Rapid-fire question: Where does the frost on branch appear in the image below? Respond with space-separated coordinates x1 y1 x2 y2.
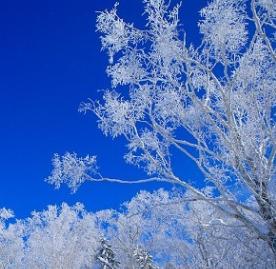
199 0 248 59
107 52 147 87
94 91 138 138
125 129 171 176
96 2 142 64
46 152 97 192
257 0 276 16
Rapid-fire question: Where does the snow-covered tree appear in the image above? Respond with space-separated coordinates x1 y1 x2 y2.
47 0 276 261
96 237 119 269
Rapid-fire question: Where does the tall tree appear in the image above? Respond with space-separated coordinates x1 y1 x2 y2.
47 0 276 258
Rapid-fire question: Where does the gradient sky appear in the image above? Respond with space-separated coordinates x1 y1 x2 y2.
0 0 206 218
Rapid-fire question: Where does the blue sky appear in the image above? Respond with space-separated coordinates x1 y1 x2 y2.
0 0 206 218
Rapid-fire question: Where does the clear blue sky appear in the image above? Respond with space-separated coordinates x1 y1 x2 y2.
0 0 206 218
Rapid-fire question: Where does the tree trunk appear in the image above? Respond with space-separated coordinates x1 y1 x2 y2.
255 185 276 259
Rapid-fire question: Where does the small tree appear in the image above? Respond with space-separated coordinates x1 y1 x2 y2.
134 247 157 269
96 237 120 269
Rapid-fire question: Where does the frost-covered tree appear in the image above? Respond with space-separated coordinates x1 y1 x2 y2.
47 0 276 259
95 189 184 268
23 203 99 269
96 237 119 269
97 189 275 269
0 208 24 269
0 189 275 268
184 192 275 269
